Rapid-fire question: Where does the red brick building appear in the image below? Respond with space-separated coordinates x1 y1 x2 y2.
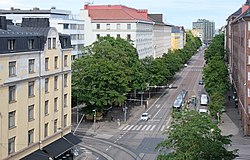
226 0 250 135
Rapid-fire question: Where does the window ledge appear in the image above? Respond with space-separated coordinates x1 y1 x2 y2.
9 100 17 104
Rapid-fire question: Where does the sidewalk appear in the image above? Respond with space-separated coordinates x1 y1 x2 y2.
219 89 250 159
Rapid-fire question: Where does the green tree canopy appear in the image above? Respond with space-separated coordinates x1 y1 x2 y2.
157 110 238 160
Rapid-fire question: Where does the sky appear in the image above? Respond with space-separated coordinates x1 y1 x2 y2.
0 0 247 29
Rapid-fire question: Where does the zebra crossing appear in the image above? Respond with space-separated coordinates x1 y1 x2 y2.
184 68 203 72
121 124 168 132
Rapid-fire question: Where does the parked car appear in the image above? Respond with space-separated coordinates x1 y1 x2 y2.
198 80 204 85
184 63 188 67
140 113 149 121
199 108 208 114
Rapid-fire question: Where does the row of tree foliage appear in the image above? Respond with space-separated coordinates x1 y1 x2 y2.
156 110 238 159
203 34 229 118
72 31 201 114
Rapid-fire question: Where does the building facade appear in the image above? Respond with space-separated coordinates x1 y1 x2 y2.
0 17 79 159
81 4 154 59
192 19 215 44
226 0 250 135
171 26 181 50
0 7 85 60
148 14 171 58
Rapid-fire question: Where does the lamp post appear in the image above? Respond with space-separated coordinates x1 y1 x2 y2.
138 91 144 108
124 103 127 122
93 109 96 132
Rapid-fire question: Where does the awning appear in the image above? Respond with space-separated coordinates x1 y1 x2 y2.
43 133 81 158
21 133 81 159
21 149 50 160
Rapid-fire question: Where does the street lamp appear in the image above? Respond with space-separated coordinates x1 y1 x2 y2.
93 109 96 132
123 103 128 122
138 91 144 108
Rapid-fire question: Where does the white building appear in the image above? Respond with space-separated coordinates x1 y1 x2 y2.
0 7 85 60
80 5 154 59
148 14 171 58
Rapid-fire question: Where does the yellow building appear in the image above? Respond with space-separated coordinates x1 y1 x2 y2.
171 32 181 50
0 17 79 160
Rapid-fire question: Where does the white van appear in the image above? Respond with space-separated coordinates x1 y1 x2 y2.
200 94 208 106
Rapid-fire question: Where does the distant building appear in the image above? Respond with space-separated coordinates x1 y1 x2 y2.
81 4 154 59
192 19 215 44
171 26 185 50
148 14 171 58
0 16 80 159
0 7 85 60
225 0 250 136
191 29 203 41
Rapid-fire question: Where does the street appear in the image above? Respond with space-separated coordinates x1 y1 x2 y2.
74 48 206 160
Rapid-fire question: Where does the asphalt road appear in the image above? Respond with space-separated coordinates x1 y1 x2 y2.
76 48 206 160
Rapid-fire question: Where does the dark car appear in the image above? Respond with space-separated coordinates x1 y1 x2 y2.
198 80 204 85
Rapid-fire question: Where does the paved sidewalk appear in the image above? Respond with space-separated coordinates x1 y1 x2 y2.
219 89 250 159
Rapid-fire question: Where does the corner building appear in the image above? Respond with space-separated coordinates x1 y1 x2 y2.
0 17 79 159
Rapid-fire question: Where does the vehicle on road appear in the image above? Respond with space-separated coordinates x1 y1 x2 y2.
199 108 208 114
200 94 208 106
140 113 149 121
198 80 204 85
173 89 188 111
184 63 188 67
189 95 197 110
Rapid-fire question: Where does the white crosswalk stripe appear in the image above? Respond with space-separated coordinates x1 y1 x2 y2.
136 125 143 131
145 125 152 131
122 125 130 130
160 125 166 132
132 125 138 130
141 125 148 131
150 125 156 131
127 125 134 131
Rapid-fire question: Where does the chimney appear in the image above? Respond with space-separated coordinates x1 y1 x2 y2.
0 16 7 30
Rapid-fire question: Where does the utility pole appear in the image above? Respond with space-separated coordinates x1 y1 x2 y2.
93 109 96 132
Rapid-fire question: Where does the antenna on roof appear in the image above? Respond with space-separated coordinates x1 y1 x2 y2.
84 0 94 5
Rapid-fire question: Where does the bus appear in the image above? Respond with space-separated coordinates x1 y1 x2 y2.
172 89 188 111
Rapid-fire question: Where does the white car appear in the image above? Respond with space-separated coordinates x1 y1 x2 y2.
140 113 149 121
199 108 208 114
184 63 188 67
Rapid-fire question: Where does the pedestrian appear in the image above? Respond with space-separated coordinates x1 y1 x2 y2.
228 95 231 101
111 115 114 122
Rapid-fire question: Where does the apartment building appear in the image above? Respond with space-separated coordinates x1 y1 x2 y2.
226 0 250 135
193 19 215 44
0 7 85 60
81 4 154 59
171 26 181 50
148 14 171 58
0 17 80 159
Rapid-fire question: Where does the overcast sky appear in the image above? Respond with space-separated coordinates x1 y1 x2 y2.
0 0 247 29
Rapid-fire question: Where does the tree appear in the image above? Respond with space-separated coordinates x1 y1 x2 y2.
156 110 238 160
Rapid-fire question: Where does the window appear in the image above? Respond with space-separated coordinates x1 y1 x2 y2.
78 24 84 30
96 34 100 39
64 114 67 127
45 58 49 71
44 123 48 138
45 78 49 93
127 34 131 40
64 74 68 87
78 34 84 40
9 111 15 129
48 38 51 49
9 86 16 103
54 76 58 90
70 34 77 40
28 59 35 73
248 88 250 97
117 24 121 30
28 129 34 145
107 34 110 37
54 119 58 133
248 72 250 81
127 24 131 30
54 97 58 112
96 24 100 29
117 34 121 38
8 39 15 50
28 81 35 97
63 24 69 29
249 56 250 65
64 55 68 67
106 24 110 30
45 100 49 116
28 105 34 121
54 56 58 69
53 38 56 49
64 94 67 107
9 61 16 77
28 39 34 50
70 24 77 29
8 137 15 154
63 38 68 47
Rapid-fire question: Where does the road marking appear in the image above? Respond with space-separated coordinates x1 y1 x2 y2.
156 104 160 108
132 125 138 130
127 125 134 131
145 125 152 131
152 108 162 120
160 125 166 132
150 125 156 131
136 125 143 131
141 125 147 131
122 125 130 130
